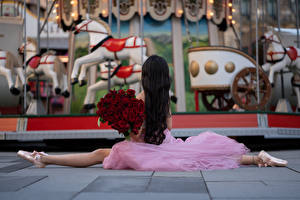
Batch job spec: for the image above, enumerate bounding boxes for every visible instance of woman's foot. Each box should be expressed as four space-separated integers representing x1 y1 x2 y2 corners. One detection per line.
17 150 48 168
258 150 288 167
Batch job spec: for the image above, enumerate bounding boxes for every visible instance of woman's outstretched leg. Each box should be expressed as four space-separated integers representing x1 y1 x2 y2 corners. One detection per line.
18 149 111 168
240 155 263 166
240 151 288 167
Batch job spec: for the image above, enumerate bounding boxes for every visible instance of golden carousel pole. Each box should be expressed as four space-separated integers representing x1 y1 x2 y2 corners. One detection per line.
22 0 27 114
107 0 112 91
117 0 120 38
140 0 144 65
255 0 260 109
274 0 292 112
296 0 299 48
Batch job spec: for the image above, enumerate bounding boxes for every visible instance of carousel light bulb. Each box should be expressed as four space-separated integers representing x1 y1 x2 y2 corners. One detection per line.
55 15 59 19
71 12 75 17
55 4 59 8
53 9 56 13
209 0 214 4
228 15 232 20
232 20 236 24
102 9 107 15
228 3 232 7
210 11 214 16
232 8 236 12
177 9 183 15
70 1 74 5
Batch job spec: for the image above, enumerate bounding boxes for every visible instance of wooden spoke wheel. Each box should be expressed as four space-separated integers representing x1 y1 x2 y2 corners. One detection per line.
201 90 235 111
231 67 271 110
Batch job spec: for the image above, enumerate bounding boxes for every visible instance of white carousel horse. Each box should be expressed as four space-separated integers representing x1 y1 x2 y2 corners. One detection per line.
262 29 300 111
71 19 154 86
18 38 70 97
0 50 27 95
83 61 143 109
83 61 177 110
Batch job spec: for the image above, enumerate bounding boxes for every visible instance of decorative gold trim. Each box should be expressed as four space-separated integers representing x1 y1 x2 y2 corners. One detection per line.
189 60 199 77
188 46 259 68
191 85 230 91
0 16 23 24
204 60 218 74
225 61 235 73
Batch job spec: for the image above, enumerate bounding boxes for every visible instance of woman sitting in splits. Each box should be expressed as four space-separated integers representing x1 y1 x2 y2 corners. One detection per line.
18 55 288 171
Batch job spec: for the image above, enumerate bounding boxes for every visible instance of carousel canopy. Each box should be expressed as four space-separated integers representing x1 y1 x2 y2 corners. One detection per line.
56 0 233 31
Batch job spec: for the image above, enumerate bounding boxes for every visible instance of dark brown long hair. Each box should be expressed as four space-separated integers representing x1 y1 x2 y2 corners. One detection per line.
142 55 171 145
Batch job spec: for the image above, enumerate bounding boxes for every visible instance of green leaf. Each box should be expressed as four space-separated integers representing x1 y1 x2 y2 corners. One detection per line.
124 134 130 141
97 117 101 127
123 131 130 141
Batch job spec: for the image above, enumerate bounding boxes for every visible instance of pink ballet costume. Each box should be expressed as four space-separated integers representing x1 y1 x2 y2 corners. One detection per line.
103 129 249 171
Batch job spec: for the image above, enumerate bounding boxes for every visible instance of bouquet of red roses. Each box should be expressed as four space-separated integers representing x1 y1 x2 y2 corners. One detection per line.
96 89 145 139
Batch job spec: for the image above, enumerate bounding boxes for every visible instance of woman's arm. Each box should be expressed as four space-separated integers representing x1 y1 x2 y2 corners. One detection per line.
167 112 172 130
129 130 144 142
136 91 144 101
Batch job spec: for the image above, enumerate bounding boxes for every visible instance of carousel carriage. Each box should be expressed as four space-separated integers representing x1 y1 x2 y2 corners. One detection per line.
188 46 272 111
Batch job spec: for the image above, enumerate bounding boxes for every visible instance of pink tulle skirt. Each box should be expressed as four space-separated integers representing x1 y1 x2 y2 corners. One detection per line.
103 130 249 171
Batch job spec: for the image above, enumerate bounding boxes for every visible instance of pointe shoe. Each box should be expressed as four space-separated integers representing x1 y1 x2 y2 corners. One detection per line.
17 150 47 168
258 150 288 167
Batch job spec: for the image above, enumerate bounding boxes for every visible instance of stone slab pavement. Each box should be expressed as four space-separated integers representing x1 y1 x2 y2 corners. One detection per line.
0 150 299 200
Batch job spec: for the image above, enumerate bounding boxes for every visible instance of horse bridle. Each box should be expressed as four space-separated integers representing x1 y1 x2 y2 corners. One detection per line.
74 20 109 35
264 34 281 44
263 34 287 63
18 42 36 54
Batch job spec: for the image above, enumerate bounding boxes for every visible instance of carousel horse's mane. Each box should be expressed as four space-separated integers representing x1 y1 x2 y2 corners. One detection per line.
27 37 38 48
266 27 283 44
26 38 57 56
42 50 56 56
90 18 112 35
266 26 274 32
273 32 283 43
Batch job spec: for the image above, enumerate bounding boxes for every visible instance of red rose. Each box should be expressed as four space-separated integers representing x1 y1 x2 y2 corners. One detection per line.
137 100 144 113
119 89 126 96
127 89 135 98
122 108 130 121
96 89 145 136
128 110 136 123
132 128 139 135
116 120 130 133
135 115 144 128
120 98 127 107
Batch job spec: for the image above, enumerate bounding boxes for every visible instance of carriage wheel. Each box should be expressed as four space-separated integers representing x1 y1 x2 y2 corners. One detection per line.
201 90 235 111
231 67 271 110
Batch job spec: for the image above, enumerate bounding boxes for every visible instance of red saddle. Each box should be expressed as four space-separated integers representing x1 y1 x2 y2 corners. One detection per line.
28 56 41 69
116 65 134 79
102 37 129 52
287 47 298 61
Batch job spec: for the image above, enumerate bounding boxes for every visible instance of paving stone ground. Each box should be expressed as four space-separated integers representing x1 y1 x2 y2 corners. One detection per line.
0 150 299 200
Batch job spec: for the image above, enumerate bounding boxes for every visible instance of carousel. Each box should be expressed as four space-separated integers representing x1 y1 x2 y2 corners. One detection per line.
0 0 299 142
